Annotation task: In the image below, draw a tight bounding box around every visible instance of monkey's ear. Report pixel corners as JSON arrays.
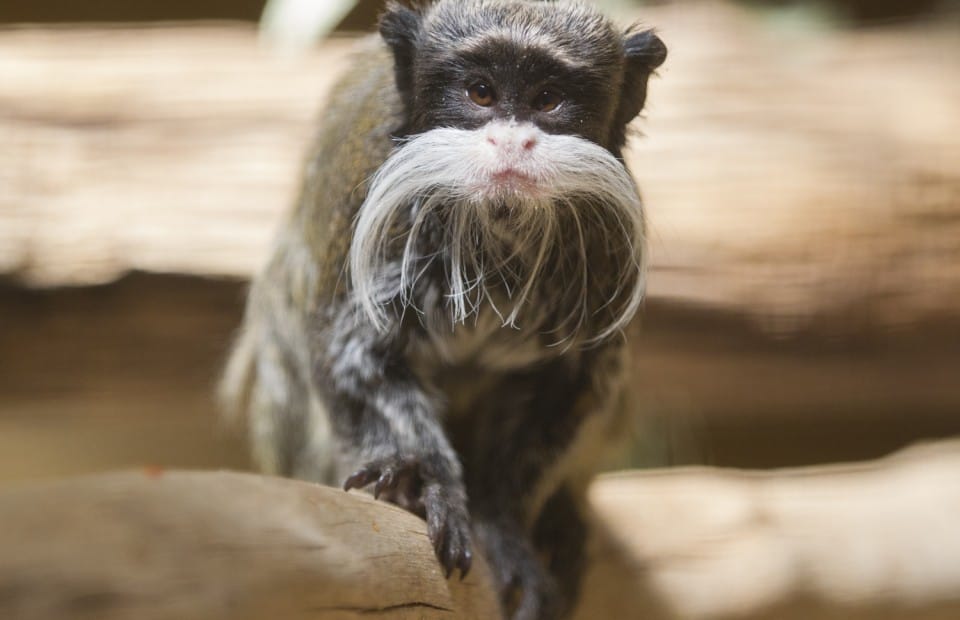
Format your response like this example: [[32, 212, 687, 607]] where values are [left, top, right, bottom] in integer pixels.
[[611, 28, 667, 150], [379, 2, 423, 100]]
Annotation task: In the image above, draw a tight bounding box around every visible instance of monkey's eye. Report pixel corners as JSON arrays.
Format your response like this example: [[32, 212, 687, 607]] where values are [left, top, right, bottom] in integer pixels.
[[467, 83, 496, 107], [532, 88, 564, 113]]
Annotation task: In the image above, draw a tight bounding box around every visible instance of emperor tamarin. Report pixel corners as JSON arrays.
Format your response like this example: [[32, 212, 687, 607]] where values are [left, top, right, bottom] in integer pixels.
[[221, 1, 666, 618]]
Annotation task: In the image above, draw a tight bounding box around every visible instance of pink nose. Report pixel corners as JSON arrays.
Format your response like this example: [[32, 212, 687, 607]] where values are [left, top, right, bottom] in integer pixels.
[[485, 124, 538, 151]]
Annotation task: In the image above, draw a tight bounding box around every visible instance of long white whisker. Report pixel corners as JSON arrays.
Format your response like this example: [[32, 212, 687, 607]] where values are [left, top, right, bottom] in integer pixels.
[[348, 124, 646, 345]]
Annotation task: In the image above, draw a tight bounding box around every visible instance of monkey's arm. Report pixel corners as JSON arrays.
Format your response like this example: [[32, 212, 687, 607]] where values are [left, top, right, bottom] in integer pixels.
[[314, 307, 473, 577]]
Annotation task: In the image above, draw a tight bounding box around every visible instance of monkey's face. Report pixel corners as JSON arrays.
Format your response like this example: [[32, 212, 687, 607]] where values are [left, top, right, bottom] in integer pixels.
[[350, 0, 667, 341], [382, 0, 666, 154]]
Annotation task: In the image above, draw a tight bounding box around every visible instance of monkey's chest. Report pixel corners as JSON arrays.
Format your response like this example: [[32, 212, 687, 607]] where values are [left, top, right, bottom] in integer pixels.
[[407, 309, 559, 417], [423, 312, 547, 369]]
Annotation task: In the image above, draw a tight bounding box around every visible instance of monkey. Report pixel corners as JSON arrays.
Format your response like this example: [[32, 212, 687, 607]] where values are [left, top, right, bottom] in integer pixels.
[[220, 1, 666, 618]]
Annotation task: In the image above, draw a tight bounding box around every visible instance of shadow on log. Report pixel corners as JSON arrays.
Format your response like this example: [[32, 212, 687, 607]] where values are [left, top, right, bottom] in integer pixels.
[[3, 441, 960, 619]]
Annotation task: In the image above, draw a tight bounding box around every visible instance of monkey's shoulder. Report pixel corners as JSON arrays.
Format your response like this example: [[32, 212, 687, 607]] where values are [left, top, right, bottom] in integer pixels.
[[303, 38, 402, 211], [293, 38, 405, 300]]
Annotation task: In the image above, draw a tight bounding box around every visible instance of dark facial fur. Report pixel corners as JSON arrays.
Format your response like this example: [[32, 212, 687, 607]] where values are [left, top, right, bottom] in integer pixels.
[[222, 2, 666, 619], [383, 0, 666, 153]]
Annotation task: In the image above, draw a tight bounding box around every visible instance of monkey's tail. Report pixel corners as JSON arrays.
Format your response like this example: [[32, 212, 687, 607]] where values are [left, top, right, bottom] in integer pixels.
[[217, 325, 258, 425]]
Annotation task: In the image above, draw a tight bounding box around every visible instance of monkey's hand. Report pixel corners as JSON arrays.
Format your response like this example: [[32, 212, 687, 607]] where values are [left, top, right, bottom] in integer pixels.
[[344, 455, 473, 579], [474, 517, 560, 620]]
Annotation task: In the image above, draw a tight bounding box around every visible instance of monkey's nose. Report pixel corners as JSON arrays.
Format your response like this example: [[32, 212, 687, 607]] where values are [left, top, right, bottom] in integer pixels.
[[485, 123, 539, 152]]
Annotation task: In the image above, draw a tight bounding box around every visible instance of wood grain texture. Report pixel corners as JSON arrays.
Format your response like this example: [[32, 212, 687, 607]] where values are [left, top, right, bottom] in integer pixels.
[[0, 470, 500, 620], [2, 441, 960, 619], [2, 3, 958, 336]]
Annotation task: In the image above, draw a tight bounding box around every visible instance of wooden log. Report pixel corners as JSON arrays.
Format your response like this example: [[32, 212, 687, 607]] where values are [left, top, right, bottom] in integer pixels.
[[584, 440, 960, 619], [1, 3, 959, 335], [2, 441, 960, 619], [0, 469, 500, 620]]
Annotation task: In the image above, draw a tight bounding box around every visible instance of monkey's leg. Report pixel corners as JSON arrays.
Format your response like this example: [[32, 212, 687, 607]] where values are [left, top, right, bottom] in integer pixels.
[[247, 346, 312, 478], [531, 485, 589, 619], [315, 312, 472, 577], [228, 313, 339, 483], [465, 349, 616, 620]]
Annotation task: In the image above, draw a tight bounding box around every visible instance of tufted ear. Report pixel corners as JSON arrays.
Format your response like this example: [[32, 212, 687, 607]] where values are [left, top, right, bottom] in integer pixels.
[[611, 28, 667, 151], [379, 2, 423, 103]]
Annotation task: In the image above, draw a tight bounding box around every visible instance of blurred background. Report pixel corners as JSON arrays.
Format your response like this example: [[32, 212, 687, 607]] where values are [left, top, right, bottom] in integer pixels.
[[1, 0, 958, 484]]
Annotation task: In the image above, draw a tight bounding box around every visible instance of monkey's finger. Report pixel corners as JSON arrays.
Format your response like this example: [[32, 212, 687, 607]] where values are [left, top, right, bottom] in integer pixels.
[[431, 524, 453, 577], [458, 547, 473, 580], [448, 526, 473, 580], [429, 515, 474, 580], [342, 468, 378, 492], [373, 467, 397, 499], [428, 518, 461, 579], [443, 534, 467, 581]]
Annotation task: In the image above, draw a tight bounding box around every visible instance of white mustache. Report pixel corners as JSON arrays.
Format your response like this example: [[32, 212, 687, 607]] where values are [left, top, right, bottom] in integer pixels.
[[349, 122, 646, 345]]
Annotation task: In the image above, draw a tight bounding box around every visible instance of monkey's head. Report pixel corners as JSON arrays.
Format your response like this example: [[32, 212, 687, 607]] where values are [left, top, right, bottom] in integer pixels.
[[382, 0, 666, 153], [351, 0, 667, 344]]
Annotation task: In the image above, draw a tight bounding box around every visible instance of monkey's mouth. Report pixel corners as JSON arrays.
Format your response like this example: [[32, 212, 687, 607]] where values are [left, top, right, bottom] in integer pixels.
[[488, 168, 540, 193]]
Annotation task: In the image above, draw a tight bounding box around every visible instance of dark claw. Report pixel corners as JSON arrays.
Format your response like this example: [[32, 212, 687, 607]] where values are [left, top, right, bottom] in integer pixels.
[[342, 468, 377, 492], [434, 528, 454, 577], [458, 548, 473, 580], [344, 457, 473, 581], [373, 467, 397, 499], [343, 458, 405, 496], [424, 487, 472, 580], [445, 542, 460, 578]]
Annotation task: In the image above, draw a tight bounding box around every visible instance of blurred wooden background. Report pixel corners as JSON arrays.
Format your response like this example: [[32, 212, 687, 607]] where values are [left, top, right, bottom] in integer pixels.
[[1, 2, 959, 618], [1, 1, 959, 483]]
